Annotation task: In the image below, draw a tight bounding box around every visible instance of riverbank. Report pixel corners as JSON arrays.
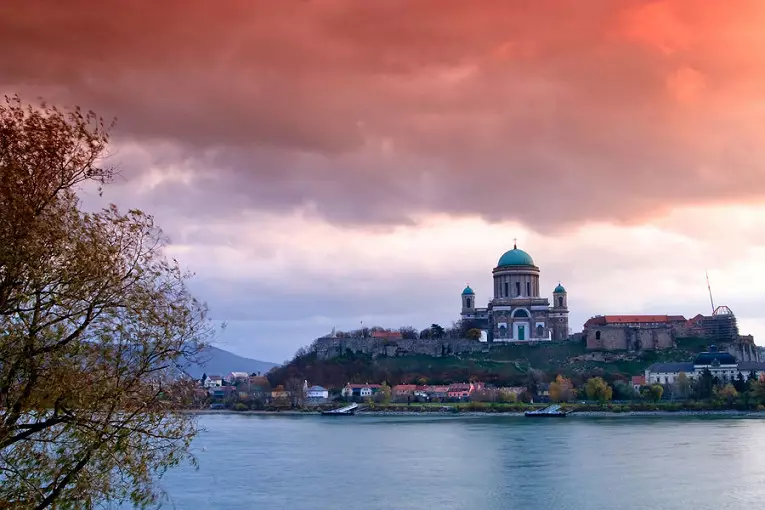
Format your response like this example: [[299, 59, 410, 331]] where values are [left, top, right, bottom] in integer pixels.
[[184, 406, 765, 417]]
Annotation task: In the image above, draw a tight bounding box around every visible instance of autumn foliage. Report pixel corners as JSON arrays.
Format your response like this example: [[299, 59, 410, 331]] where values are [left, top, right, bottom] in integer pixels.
[[0, 97, 212, 508]]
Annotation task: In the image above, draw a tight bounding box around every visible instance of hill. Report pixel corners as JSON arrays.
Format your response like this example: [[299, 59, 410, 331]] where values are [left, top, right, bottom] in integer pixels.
[[180, 346, 279, 379], [268, 338, 723, 388]]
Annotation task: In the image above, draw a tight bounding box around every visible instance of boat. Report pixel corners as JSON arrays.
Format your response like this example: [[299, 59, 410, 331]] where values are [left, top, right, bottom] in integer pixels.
[[320, 403, 358, 416], [524, 404, 567, 418]]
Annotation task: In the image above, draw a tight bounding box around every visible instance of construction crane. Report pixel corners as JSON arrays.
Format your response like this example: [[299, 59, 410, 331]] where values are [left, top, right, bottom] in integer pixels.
[[705, 271, 715, 315]]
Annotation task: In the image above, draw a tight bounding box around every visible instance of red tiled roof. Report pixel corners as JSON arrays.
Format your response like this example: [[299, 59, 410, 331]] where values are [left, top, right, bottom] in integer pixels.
[[371, 331, 403, 339], [585, 315, 674, 326], [393, 384, 417, 392], [631, 376, 646, 385], [346, 383, 382, 389]]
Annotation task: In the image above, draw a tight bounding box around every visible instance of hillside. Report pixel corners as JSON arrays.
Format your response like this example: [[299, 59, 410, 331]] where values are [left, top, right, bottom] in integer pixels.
[[180, 346, 279, 379], [268, 337, 721, 388]]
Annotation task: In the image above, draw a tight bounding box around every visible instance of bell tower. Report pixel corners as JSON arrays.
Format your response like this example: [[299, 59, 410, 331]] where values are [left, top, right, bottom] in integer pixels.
[[461, 284, 475, 315], [550, 283, 569, 341]]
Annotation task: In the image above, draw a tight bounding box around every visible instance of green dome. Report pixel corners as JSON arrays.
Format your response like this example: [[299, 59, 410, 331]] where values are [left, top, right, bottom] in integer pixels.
[[497, 247, 535, 267], [554, 284, 566, 293], [462, 285, 475, 295]]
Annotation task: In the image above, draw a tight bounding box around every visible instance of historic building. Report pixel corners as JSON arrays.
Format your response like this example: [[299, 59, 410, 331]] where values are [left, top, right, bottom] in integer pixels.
[[460, 243, 569, 342], [645, 347, 765, 386]]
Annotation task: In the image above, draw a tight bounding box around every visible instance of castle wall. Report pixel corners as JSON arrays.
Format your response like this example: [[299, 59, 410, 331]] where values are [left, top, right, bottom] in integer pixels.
[[585, 325, 674, 351], [313, 337, 491, 360]]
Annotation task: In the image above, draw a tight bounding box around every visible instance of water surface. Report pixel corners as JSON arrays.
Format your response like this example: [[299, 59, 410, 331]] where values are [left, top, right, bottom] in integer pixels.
[[151, 414, 765, 509]]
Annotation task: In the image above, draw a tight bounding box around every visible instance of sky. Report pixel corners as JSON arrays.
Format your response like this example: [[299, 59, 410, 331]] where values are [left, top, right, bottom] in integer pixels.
[[3, 0, 765, 362]]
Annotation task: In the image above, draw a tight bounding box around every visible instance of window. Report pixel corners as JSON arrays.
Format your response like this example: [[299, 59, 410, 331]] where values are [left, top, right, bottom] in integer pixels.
[[526, 282, 531, 296], [595, 331, 601, 340], [466, 298, 471, 308], [536, 325, 544, 337], [515, 282, 520, 296], [503, 282, 508, 297], [558, 297, 564, 307]]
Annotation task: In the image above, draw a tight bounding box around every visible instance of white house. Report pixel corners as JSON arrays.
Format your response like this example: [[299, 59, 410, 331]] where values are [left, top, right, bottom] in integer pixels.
[[306, 385, 329, 401], [204, 375, 223, 388], [225, 372, 249, 384]]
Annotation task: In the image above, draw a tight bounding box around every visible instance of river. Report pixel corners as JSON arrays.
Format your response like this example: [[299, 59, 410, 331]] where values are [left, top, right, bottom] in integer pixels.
[[146, 413, 765, 509]]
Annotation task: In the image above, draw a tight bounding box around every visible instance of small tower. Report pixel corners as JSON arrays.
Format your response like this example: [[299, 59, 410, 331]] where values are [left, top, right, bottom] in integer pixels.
[[461, 284, 475, 315], [550, 283, 569, 341]]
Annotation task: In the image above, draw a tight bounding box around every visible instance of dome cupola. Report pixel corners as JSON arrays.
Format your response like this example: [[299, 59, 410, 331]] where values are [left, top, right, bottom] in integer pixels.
[[497, 242, 535, 267]]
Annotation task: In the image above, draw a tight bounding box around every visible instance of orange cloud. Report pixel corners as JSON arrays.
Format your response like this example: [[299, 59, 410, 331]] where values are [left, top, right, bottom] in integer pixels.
[[2, 0, 765, 231]]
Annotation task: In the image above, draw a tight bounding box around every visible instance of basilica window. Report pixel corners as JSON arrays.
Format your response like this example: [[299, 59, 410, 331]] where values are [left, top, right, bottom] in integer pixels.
[[503, 282, 508, 297], [515, 282, 520, 296], [526, 282, 531, 296], [558, 297, 564, 307]]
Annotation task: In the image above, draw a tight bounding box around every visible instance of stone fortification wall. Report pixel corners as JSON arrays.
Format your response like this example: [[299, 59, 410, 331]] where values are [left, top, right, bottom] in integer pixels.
[[585, 326, 674, 351], [313, 337, 489, 360]]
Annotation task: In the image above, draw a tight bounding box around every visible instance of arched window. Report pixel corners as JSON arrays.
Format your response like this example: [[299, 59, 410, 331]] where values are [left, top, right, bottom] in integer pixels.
[[466, 298, 471, 308], [558, 297, 564, 307], [595, 331, 601, 340], [536, 325, 544, 337], [513, 309, 529, 318], [498, 325, 507, 338], [503, 282, 508, 297]]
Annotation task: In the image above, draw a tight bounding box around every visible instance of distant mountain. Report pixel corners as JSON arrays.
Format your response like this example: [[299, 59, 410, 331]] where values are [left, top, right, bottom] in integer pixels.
[[180, 346, 279, 379]]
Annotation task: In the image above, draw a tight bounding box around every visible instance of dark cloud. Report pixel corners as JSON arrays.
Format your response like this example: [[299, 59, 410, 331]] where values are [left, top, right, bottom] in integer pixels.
[[3, 0, 765, 231]]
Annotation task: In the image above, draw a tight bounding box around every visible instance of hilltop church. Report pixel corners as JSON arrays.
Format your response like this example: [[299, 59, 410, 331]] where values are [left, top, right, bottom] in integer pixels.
[[460, 243, 569, 342]]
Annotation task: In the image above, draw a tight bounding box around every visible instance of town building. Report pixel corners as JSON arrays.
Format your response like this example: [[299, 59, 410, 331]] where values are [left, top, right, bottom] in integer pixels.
[[644, 348, 765, 385], [306, 385, 329, 403], [460, 242, 569, 342], [203, 375, 223, 388], [341, 383, 381, 398], [226, 372, 249, 384]]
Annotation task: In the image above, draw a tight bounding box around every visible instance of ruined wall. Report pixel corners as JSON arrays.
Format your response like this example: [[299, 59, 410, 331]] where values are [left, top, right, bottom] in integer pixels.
[[313, 337, 493, 360], [585, 326, 675, 351]]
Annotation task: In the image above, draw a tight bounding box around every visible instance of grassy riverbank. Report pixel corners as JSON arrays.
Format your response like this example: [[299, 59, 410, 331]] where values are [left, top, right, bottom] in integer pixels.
[[187, 400, 765, 416]]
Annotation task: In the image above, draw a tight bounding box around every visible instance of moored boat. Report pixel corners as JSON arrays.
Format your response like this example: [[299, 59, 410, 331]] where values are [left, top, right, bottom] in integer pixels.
[[524, 404, 567, 418], [320, 403, 358, 416]]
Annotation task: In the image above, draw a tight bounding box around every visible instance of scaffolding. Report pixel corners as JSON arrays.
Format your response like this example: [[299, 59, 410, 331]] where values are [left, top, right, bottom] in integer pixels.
[[700, 305, 739, 342]]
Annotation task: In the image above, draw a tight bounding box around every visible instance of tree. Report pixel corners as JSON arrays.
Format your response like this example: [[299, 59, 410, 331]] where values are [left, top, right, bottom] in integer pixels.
[[751, 375, 765, 405], [641, 384, 663, 402], [525, 369, 544, 398], [419, 328, 431, 340], [284, 378, 306, 408], [584, 377, 613, 403], [695, 368, 714, 400], [377, 382, 392, 404], [466, 328, 482, 341], [734, 372, 747, 393], [675, 372, 691, 400], [613, 380, 637, 401], [399, 326, 418, 340], [430, 324, 445, 339], [0, 97, 213, 508], [715, 383, 738, 405], [549, 375, 574, 403]]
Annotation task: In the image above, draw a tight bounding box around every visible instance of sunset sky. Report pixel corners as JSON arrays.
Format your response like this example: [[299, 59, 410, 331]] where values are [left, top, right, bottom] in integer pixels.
[[3, 0, 765, 362]]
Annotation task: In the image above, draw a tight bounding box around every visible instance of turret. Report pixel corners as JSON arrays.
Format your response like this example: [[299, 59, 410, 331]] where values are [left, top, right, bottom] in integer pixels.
[[551, 283, 569, 341], [461, 285, 475, 314]]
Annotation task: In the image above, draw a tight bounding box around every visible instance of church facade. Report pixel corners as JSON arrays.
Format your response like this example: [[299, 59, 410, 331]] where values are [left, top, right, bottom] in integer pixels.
[[460, 243, 569, 342]]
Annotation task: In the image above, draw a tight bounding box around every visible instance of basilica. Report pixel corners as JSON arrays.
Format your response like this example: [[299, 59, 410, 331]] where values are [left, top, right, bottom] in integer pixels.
[[460, 243, 569, 342]]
